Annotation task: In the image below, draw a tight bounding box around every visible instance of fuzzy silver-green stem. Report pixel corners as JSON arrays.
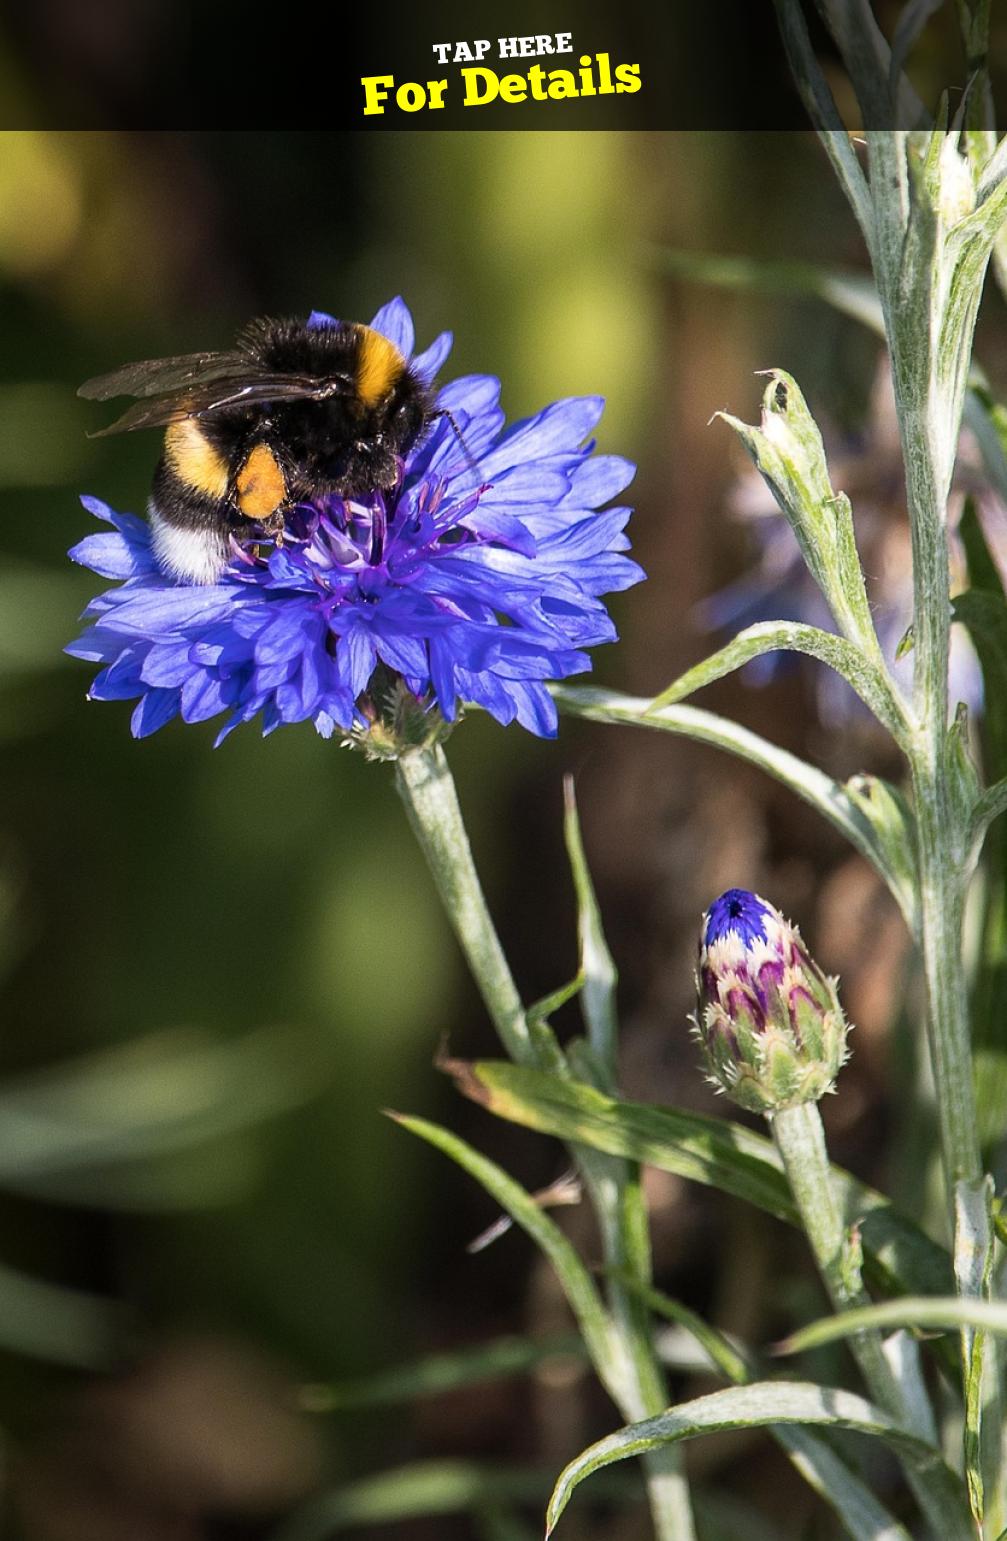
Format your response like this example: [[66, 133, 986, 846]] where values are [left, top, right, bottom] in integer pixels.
[[773, 1101, 950, 1533], [863, 131, 983, 1204], [773, 1104, 901, 1397], [395, 743, 696, 1541], [897, 380, 980, 1198], [395, 744, 534, 1067]]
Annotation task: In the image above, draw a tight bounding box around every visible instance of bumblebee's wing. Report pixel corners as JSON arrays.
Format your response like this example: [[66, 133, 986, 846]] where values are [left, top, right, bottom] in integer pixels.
[[78, 350, 249, 402], [85, 371, 357, 438]]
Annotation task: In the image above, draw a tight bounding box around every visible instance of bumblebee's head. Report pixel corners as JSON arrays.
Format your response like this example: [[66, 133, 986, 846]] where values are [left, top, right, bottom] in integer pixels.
[[349, 379, 432, 491], [284, 370, 433, 498]]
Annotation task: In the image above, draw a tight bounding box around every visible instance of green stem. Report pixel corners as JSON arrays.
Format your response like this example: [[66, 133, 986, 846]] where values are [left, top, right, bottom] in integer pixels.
[[395, 744, 534, 1067], [394, 743, 696, 1541], [772, 1102, 951, 1535], [899, 383, 979, 1199], [873, 144, 983, 1204], [773, 1104, 902, 1404], [912, 762, 981, 1195], [898, 414, 980, 1204]]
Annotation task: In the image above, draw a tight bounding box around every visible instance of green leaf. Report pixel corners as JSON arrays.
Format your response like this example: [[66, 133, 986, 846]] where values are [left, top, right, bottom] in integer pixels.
[[648, 620, 910, 745], [778, 1295, 1007, 1355], [843, 775, 919, 913], [274, 1460, 655, 1541], [957, 542, 1007, 787], [964, 390, 1007, 507], [300, 1332, 586, 1413], [545, 1381, 971, 1538], [551, 685, 919, 935], [717, 372, 882, 661], [562, 778, 618, 1080], [390, 1115, 702, 1540], [524, 976, 580, 1071], [948, 703, 982, 836], [976, 133, 1007, 202], [956, 504, 1007, 1149], [613, 1274, 751, 1386], [274, 1461, 590, 1541], [0, 1024, 318, 1209], [554, 814, 695, 1541], [651, 249, 884, 335], [973, 779, 1007, 843], [959, 494, 1004, 598], [0, 1256, 122, 1369], [389, 1113, 615, 1386], [619, 1275, 916, 1540], [889, 0, 944, 90], [813, 0, 927, 128], [950, 155, 1007, 256], [954, 1176, 998, 1528], [443, 1061, 952, 1307], [771, 4, 874, 240]]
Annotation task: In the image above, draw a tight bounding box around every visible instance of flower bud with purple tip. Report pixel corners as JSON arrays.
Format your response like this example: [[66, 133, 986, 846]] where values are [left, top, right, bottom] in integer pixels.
[[694, 889, 849, 1115]]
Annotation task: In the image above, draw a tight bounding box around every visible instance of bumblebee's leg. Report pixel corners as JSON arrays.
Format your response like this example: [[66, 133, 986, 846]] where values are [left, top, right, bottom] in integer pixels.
[[258, 507, 287, 547]]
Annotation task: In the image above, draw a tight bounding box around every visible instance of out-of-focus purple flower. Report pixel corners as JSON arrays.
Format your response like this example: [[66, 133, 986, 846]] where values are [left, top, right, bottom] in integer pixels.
[[67, 298, 642, 745]]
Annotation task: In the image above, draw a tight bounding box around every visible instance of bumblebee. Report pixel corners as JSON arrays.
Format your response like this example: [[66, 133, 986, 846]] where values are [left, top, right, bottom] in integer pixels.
[[78, 315, 438, 584]]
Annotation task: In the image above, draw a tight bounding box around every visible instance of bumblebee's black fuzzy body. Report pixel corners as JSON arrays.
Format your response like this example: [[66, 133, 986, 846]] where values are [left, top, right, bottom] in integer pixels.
[[80, 315, 437, 583], [235, 317, 433, 497]]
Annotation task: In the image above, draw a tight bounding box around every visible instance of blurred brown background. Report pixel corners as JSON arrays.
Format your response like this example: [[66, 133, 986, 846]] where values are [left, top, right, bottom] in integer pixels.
[[0, 90, 1004, 1541]]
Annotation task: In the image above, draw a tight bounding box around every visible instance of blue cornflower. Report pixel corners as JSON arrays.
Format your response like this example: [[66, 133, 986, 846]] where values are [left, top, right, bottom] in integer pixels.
[[67, 298, 642, 745]]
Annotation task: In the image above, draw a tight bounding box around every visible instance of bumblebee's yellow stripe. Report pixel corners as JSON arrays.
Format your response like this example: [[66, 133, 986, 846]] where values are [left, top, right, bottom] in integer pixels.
[[164, 420, 230, 499], [355, 325, 405, 409]]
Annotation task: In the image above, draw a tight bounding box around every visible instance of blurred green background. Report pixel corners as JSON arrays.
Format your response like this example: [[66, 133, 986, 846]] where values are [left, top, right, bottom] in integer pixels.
[[0, 116, 1005, 1539]]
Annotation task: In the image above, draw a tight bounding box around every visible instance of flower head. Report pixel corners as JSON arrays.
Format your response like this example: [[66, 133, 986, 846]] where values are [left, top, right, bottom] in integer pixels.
[[67, 298, 642, 746], [695, 889, 849, 1114]]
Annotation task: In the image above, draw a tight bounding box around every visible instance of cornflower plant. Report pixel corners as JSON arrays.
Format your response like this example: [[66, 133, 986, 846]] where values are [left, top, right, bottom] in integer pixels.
[[67, 10, 1007, 1540]]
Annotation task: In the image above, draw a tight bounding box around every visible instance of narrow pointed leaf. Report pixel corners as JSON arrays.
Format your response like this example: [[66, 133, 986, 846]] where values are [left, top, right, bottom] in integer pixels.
[[648, 621, 910, 743], [274, 1461, 624, 1541], [0, 1256, 122, 1369], [545, 1382, 970, 1537], [389, 1113, 614, 1383], [442, 1061, 952, 1306], [780, 1296, 1007, 1355], [302, 1332, 585, 1412], [651, 249, 884, 334], [954, 1177, 997, 1528], [551, 685, 919, 934], [813, 0, 927, 127], [622, 1275, 913, 1541], [0, 1025, 317, 1208], [889, 0, 944, 90], [843, 775, 918, 910], [771, 2, 874, 239], [562, 779, 619, 1079], [956, 502, 1007, 1149]]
